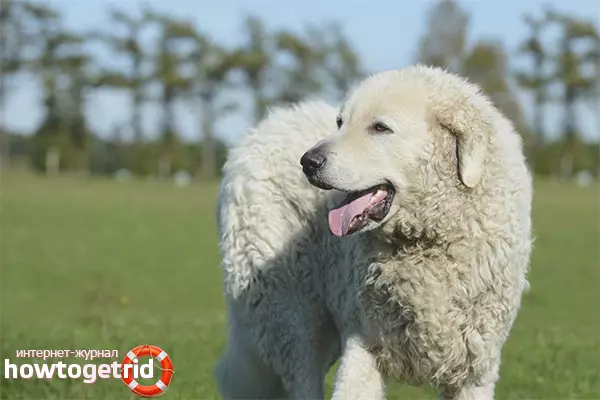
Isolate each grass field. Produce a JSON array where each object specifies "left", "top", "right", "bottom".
[{"left": 1, "top": 171, "right": 598, "bottom": 399}]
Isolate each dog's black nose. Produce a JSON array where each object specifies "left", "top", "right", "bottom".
[{"left": 300, "top": 149, "right": 326, "bottom": 177}]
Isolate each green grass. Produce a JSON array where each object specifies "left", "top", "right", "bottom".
[{"left": 0, "top": 171, "right": 598, "bottom": 399}]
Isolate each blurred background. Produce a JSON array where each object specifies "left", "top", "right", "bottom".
[{"left": 0, "top": 0, "right": 598, "bottom": 399}]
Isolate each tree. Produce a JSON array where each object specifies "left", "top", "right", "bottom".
[
  {"left": 273, "top": 27, "right": 326, "bottom": 104},
  {"left": 148, "top": 14, "right": 196, "bottom": 178},
  {"left": 514, "top": 10, "right": 553, "bottom": 164},
  {"left": 263, "top": 22, "right": 363, "bottom": 107},
  {"left": 24, "top": 3, "right": 89, "bottom": 172},
  {"left": 417, "top": 0, "right": 469, "bottom": 73},
  {"left": 578, "top": 21, "right": 600, "bottom": 155},
  {"left": 0, "top": 0, "right": 21, "bottom": 168},
  {"left": 0, "top": 0, "right": 44, "bottom": 168},
  {"left": 92, "top": 7, "right": 153, "bottom": 144},
  {"left": 230, "top": 16, "right": 272, "bottom": 124},
  {"left": 319, "top": 23, "right": 364, "bottom": 101},
  {"left": 463, "top": 40, "right": 532, "bottom": 146},
  {"left": 60, "top": 48, "right": 94, "bottom": 171},
  {"left": 592, "top": 37, "right": 600, "bottom": 162},
  {"left": 187, "top": 33, "right": 237, "bottom": 179},
  {"left": 548, "top": 12, "right": 599, "bottom": 179},
  {"left": 591, "top": 36, "right": 600, "bottom": 143}
]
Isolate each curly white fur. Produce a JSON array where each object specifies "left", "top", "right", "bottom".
[{"left": 214, "top": 65, "right": 532, "bottom": 400}]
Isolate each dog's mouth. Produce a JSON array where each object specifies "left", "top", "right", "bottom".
[{"left": 328, "top": 183, "right": 395, "bottom": 237}]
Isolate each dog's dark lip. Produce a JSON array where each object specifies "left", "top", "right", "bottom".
[
  {"left": 368, "top": 183, "right": 395, "bottom": 222},
  {"left": 305, "top": 174, "right": 334, "bottom": 190},
  {"left": 337, "top": 181, "right": 395, "bottom": 202},
  {"left": 336, "top": 182, "right": 396, "bottom": 235},
  {"left": 306, "top": 176, "right": 396, "bottom": 224}
]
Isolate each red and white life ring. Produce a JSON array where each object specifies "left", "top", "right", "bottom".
[{"left": 121, "top": 345, "right": 174, "bottom": 398}]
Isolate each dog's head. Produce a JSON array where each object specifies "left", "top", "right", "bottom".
[{"left": 300, "top": 65, "right": 494, "bottom": 237}]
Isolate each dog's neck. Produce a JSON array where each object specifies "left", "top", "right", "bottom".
[
  {"left": 361, "top": 224, "right": 444, "bottom": 266},
  {"left": 361, "top": 184, "right": 487, "bottom": 266}
]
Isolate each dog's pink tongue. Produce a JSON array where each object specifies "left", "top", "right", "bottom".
[{"left": 328, "top": 192, "right": 373, "bottom": 237}]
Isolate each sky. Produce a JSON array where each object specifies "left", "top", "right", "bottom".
[{"left": 4, "top": 0, "right": 600, "bottom": 144}]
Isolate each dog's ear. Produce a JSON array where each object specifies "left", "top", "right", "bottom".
[{"left": 436, "top": 100, "right": 490, "bottom": 188}]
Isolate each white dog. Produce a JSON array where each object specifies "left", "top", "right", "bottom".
[{"left": 214, "top": 65, "right": 532, "bottom": 400}]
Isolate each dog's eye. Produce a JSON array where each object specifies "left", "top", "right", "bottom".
[
  {"left": 372, "top": 122, "right": 392, "bottom": 133},
  {"left": 336, "top": 117, "right": 343, "bottom": 129}
]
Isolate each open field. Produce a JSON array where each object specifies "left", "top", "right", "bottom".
[{"left": 1, "top": 171, "right": 599, "bottom": 399}]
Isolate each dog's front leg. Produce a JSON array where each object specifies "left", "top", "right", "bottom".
[
  {"left": 441, "top": 361, "right": 498, "bottom": 400},
  {"left": 331, "top": 334, "right": 385, "bottom": 400}
]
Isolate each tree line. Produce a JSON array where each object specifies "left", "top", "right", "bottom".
[{"left": 0, "top": 0, "right": 598, "bottom": 179}]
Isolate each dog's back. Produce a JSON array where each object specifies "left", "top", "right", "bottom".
[
  {"left": 216, "top": 101, "right": 338, "bottom": 299},
  {"left": 214, "top": 101, "right": 341, "bottom": 399}
]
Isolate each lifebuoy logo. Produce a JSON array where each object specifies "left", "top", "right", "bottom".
[
  {"left": 4, "top": 344, "right": 174, "bottom": 398},
  {"left": 121, "top": 345, "right": 174, "bottom": 398}
]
